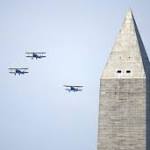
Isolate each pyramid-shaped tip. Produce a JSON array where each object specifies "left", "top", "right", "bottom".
[
  {"left": 125, "top": 9, "right": 134, "bottom": 20},
  {"left": 127, "top": 8, "right": 133, "bottom": 14},
  {"left": 101, "top": 9, "right": 150, "bottom": 79}
]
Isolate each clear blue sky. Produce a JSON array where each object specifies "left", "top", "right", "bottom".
[{"left": 0, "top": 0, "right": 150, "bottom": 150}]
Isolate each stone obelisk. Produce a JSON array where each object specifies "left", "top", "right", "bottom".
[{"left": 97, "top": 10, "right": 150, "bottom": 150}]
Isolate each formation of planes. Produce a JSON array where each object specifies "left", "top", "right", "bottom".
[
  {"left": 8, "top": 52, "right": 46, "bottom": 75},
  {"left": 9, "top": 51, "right": 83, "bottom": 92}
]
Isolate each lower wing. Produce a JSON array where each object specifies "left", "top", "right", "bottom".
[
  {"left": 65, "top": 88, "right": 71, "bottom": 92},
  {"left": 77, "top": 89, "right": 82, "bottom": 91},
  {"left": 26, "top": 56, "right": 33, "bottom": 57},
  {"left": 39, "top": 56, "right": 46, "bottom": 58},
  {"left": 9, "top": 72, "right": 16, "bottom": 74},
  {"left": 23, "top": 71, "right": 29, "bottom": 74}
]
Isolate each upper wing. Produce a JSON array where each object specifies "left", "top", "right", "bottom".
[
  {"left": 26, "top": 52, "right": 46, "bottom": 54},
  {"left": 64, "top": 85, "right": 83, "bottom": 88},
  {"left": 25, "top": 52, "right": 33, "bottom": 54},
  {"left": 72, "top": 86, "right": 83, "bottom": 87},
  {"left": 8, "top": 68, "right": 16, "bottom": 70},
  {"left": 35, "top": 52, "right": 46, "bottom": 54},
  {"left": 64, "top": 85, "right": 71, "bottom": 87},
  {"left": 18, "top": 68, "right": 28, "bottom": 70},
  {"left": 8, "top": 68, "right": 28, "bottom": 70}
]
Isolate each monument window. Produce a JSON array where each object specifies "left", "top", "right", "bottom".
[
  {"left": 126, "top": 70, "right": 131, "bottom": 73},
  {"left": 117, "top": 70, "right": 121, "bottom": 73}
]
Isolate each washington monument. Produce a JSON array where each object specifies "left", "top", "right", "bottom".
[{"left": 97, "top": 10, "right": 150, "bottom": 150}]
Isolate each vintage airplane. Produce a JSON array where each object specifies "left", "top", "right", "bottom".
[
  {"left": 25, "top": 52, "right": 46, "bottom": 59},
  {"left": 8, "top": 68, "right": 29, "bottom": 75},
  {"left": 64, "top": 85, "right": 83, "bottom": 92}
]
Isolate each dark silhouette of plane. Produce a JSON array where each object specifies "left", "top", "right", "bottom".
[
  {"left": 26, "top": 52, "right": 46, "bottom": 59},
  {"left": 64, "top": 85, "right": 83, "bottom": 92},
  {"left": 8, "top": 68, "right": 29, "bottom": 75}
]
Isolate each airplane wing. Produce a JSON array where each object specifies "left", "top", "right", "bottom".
[
  {"left": 65, "top": 88, "right": 71, "bottom": 91},
  {"left": 9, "top": 72, "right": 16, "bottom": 74},
  {"left": 35, "top": 52, "right": 46, "bottom": 54},
  {"left": 23, "top": 71, "right": 29, "bottom": 73},
  {"left": 77, "top": 89, "right": 82, "bottom": 91},
  {"left": 8, "top": 68, "right": 16, "bottom": 70},
  {"left": 8, "top": 68, "right": 28, "bottom": 70},
  {"left": 25, "top": 52, "right": 34, "bottom": 54},
  {"left": 40, "top": 55, "right": 46, "bottom": 58},
  {"left": 19, "top": 68, "right": 28, "bottom": 69},
  {"left": 26, "top": 52, "right": 46, "bottom": 54},
  {"left": 64, "top": 85, "right": 83, "bottom": 88},
  {"left": 26, "top": 56, "right": 33, "bottom": 57},
  {"left": 64, "top": 85, "right": 72, "bottom": 87},
  {"left": 72, "top": 86, "right": 83, "bottom": 87}
]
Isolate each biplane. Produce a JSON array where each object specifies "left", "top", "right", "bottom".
[
  {"left": 64, "top": 85, "right": 83, "bottom": 92},
  {"left": 8, "top": 68, "right": 29, "bottom": 75},
  {"left": 26, "top": 52, "right": 46, "bottom": 59}
]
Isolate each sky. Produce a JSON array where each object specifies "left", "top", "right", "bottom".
[{"left": 0, "top": 0, "right": 150, "bottom": 150}]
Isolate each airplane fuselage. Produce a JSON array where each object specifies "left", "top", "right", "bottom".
[
  {"left": 66, "top": 86, "right": 82, "bottom": 92},
  {"left": 32, "top": 53, "right": 45, "bottom": 59},
  {"left": 16, "top": 69, "right": 25, "bottom": 75},
  {"left": 33, "top": 53, "right": 39, "bottom": 59}
]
